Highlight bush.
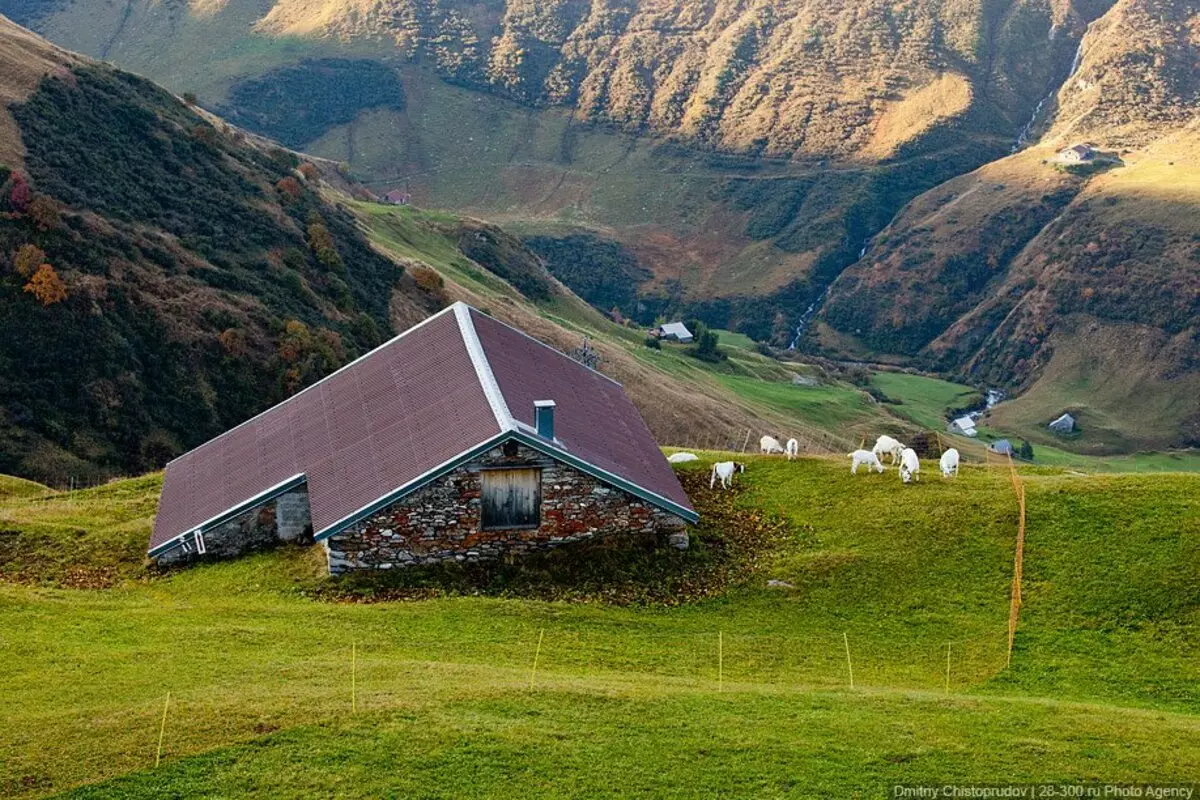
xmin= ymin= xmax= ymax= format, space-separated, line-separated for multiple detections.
xmin=643 ymin=336 xmax=661 ymax=350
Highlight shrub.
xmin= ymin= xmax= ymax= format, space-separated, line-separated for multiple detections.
xmin=13 ymin=243 xmax=47 ymax=278
xmin=28 ymin=194 xmax=61 ymax=231
xmin=643 ymin=336 xmax=661 ymax=350
xmin=23 ymin=264 xmax=68 ymax=305
xmin=276 ymin=177 xmax=303 ymax=200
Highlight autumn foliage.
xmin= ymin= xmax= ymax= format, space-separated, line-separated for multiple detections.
xmin=13 ymin=243 xmax=47 ymax=278
xmin=23 ymin=264 xmax=67 ymax=306
xmin=276 ymin=176 xmax=303 ymax=199
xmin=27 ymin=194 xmax=62 ymax=231
xmin=8 ymin=173 xmax=30 ymax=212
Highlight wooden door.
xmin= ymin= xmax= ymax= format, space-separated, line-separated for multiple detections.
xmin=481 ymin=468 xmax=541 ymax=530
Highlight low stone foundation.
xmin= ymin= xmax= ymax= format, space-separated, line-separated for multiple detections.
xmin=155 ymin=485 xmax=313 ymax=566
xmin=325 ymin=443 xmax=687 ymax=573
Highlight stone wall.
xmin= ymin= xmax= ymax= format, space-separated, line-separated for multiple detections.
xmin=325 ymin=443 xmax=687 ymax=573
xmin=154 ymin=485 xmax=312 ymax=566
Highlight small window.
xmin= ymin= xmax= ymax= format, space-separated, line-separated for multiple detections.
xmin=481 ymin=468 xmax=541 ymax=530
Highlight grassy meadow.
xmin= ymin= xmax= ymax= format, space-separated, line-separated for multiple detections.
xmin=1 ymin=455 xmax=1197 ymax=797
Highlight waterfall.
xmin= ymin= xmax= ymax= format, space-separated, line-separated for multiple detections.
xmin=1012 ymin=34 xmax=1087 ymax=152
xmin=788 ymin=286 xmax=830 ymax=350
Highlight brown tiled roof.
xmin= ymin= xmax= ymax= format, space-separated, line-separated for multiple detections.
xmin=471 ymin=310 xmax=695 ymax=514
xmin=150 ymin=303 xmax=694 ymax=555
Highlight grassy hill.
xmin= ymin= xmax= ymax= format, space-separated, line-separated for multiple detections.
xmin=0 ymin=456 xmax=1196 ymax=796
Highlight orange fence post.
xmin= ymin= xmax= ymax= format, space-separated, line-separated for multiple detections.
xmin=1005 ymin=455 xmax=1027 ymax=667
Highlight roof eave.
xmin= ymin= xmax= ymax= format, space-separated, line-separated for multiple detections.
xmin=312 ymin=429 xmax=698 ymax=542
xmin=148 ymin=472 xmax=308 ymax=557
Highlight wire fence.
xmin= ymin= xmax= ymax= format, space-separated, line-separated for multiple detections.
xmin=121 ymin=626 xmax=1011 ymax=772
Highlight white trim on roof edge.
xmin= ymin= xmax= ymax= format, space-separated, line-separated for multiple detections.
xmin=312 ymin=429 xmax=698 ymax=542
xmin=148 ymin=472 xmax=307 ymax=556
xmin=312 ymin=432 xmax=510 ymax=541
xmin=454 ymin=302 xmax=514 ymax=432
xmin=165 ymin=304 xmax=462 ymax=467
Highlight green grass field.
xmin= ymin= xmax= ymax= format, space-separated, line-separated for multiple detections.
xmin=1 ymin=457 xmax=1196 ymax=797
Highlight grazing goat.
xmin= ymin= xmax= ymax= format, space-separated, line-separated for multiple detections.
xmin=710 ymin=461 xmax=744 ymax=489
xmin=667 ymin=452 xmax=699 ymax=463
xmin=785 ymin=438 xmax=799 ymax=460
xmin=940 ymin=448 xmax=960 ymax=478
xmin=848 ymin=449 xmax=885 ymax=475
xmin=899 ymin=448 xmax=920 ymax=483
xmin=760 ymin=435 xmax=785 ymax=455
xmin=873 ymin=435 xmax=906 ymax=465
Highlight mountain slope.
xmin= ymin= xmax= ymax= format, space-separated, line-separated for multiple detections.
xmin=0 ymin=16 xmax=912 ymax=486
xmin=3 ymin=0 xmax=1114 ymax=336
xmin=817 ymin=0 xmax=1200 ymax=451
xmin=0 ymin=17 xmax=409 ymax=481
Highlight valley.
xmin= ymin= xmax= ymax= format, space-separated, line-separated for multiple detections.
xmin=6 ymin=0 xmax=1195 ymax=456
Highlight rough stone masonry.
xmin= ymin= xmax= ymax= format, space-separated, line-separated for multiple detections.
xmin=324 ymin=442 xmax=688 ymax=573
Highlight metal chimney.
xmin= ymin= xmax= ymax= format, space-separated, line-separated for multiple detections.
xmin=534 ymin=400 xmax=556 ymax=440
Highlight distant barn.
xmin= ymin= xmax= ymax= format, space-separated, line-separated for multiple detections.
xmin=383 ymin=189 xmax=411 ymax=206
xmin=656 ymin=322 xmax=694 ymax=343
xmin=1059 ymin=144 xmax=1095 ymax=163
xmin=951 ymin=416 xmax=978 ymax=437
xmin=1048 ymin=412 xmax=1076 ymax=434
xmin=988 ymin=439 xmax=1014 ymax=456
xmin=150 ymin=303 xmax=697 ymax=572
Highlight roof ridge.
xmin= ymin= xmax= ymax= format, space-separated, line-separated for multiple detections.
xmin=165 ymin=304 xmax=461 ymax=467
xmin=454 ymin=303 xmax=514 ymax=431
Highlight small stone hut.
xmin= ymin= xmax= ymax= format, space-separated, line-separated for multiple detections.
xmin=150 ymin=303 xmax=697 ymax=572
xmin=1048 ymin=412 xmax=1076 ymax=434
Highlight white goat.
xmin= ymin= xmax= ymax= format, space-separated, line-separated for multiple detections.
xmin=899 ymin=448 xmax=921 ymax=483
xmin=873 ymin=435 xmax=906 ymax=465
xmin=940 ymin=448 xmax=960 ymax=478
xmin=785 ymin=438 xmax=799 ymax=460
xmin=760 ymin=435 xmax=785 ymax=455
xmin=848 ymin=449 xmax=884 ymax=475
xmin=667 ymin=452 xmax=699 ymax=463
xmin=710 ymin=461 xmax=744 ymax=489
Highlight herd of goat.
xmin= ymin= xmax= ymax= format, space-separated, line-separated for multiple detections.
xmin=668 ymin=435 xmax=961 ymax=490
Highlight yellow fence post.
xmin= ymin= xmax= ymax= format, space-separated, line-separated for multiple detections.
xmin=843 ymin=632 xmax=854 ymax=689
xmin=529 ymin=628 xmax=545 ymax=690
xmin=155 ymin=692 xmax=170 ymax=768
xmin=718 ymin=631 xmax=724 ymax=692
xmin=945 ymin=642 xmax=952 ymax=693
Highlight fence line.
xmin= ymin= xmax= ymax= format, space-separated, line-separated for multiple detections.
xmin=1004 ymin=454 xmax=1027 ymax=667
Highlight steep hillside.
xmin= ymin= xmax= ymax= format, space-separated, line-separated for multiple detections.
xmin=4 ymin=0 xmax=1114 ymax=336
xmin=817 ymin=0 xmax=1200 ymax=452
xmin=0 ymin=19 xmax=410 ymax=482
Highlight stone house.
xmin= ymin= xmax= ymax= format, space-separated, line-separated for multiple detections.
xmin=1048 ymin=412 xmax=1076 ymax=434
xmin=149 ymin=303 xmax=697 ymax=572
xmin=1059 ymin=144 xmax=1095 ymax=163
